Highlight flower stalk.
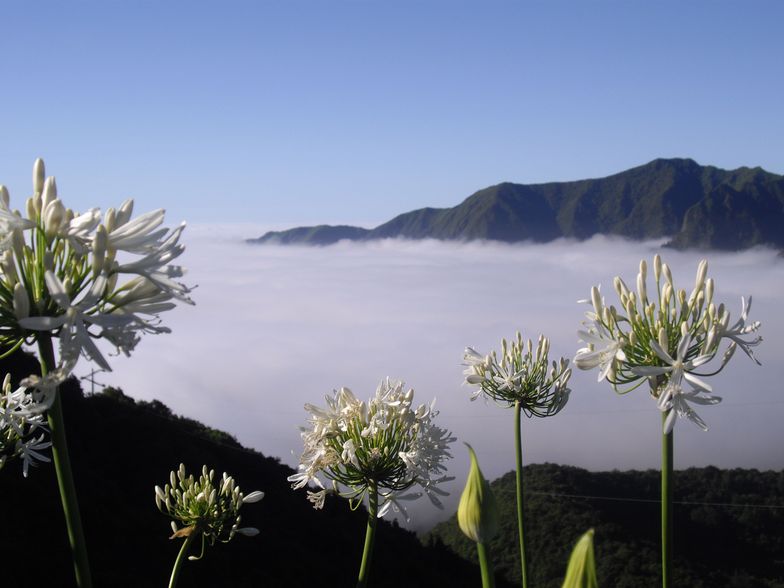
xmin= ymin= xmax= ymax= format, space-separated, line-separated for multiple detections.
xmin=477 ymin=542 xmax=496 ymax=588
xmin=356 ymin=481 xmax=378 ymax=588
xmin=514 ymin=401 xmax=528 ymax=588
xmin=39 ymin=334 xmax=92 ymax=588
xmin=168 ymin=530 xmax=198 ymax=588
xmin=662 ymin=415 xmax=673 ymax=588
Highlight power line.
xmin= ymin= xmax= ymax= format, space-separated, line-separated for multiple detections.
xmin=528 ymin=490 xmax=784 ymax=510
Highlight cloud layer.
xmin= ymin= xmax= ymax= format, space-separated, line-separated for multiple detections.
xmin=102 ymin=225 xmax=784 ymax=529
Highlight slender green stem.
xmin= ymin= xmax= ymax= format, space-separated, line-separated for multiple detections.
xmin=514 ymin=401 xmax=528 ymax=588
xmin=477 ymin=541 xmax=496 ymax=588
xmin=168 ymin=532 xmax=198 ymax=588
xmin=356 ymin=482 xmax=379 ymax=588
xmin=661 ymin=412 xmax=674 ymax=588
xmin=39 ymin=335 xmax=93 ymax=588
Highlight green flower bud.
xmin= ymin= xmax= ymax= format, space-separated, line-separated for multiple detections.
xmin=457 ymin=444 xmax=498 ymax=543
xmin=562 ymin=529 xmax=598 ymax=588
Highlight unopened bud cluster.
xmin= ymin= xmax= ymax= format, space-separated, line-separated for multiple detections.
xmin=463 ymin=332 xmax=572 ymax=417
xmin=155 ymin=464 xmax=263 ymax=547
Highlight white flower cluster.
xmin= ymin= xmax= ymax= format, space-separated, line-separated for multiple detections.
xmin=288 ymin=378 xmax=455 ymax=520
xmin=463 ymin=332 xmax=572 ymax=417
xmin=0 ymin=158 xmax=193 ymax=376
xmin=0 ymin=373 xmax=51 ymax=476
xmin=575 ymin=255 xmax=762 ymax=433
xmin=155 ymin=464 xmax=263 ymax=551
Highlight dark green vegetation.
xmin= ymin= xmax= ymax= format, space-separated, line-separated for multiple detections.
xmin=427 ymin=464 xmax=784 ymax=588
xmin=249 ymin=158 xmax=784 ymax=250
xmin=0 ymin=352 xmax=509 ymax=588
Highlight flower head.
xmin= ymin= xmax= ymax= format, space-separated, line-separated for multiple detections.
xmin=575 ymin=256 xmax=762 ymax=432
xmin=464 ymin=332 xmax=571 ymax=417
xmin=0 ymin=159 xmax=194 ymax=376
xmin=155 ymin=464 xmax=262 ymax=556
xmin=288 ymin=378 xmax=455 ymax=520
xmin=0 ymin=373 xmax=51 ymax=476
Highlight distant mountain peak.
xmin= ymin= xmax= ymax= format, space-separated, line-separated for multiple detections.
xmin=248 ymin=158 xmax=784 ymax=251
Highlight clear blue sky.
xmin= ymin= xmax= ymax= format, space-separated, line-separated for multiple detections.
xmin=0 ymin=0 xmax=781 ymax=228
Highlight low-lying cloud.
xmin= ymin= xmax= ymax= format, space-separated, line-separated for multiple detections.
xmin=101 ymin=225 xmax=784 ymax=529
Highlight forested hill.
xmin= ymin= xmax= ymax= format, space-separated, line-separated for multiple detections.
xmin=426 ymin=463 xmax=784 ymax=587
xmin=0 ymin=351 xmax=504 ymax=588
xmin=249 ymin=158 xmax=784 ymax=251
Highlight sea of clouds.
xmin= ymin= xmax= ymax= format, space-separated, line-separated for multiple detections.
xmin=101 ymin=224 xmax=784 ymax=530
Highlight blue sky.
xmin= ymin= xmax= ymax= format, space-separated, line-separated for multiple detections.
xmin=0 ymin=0 xmax=782 ymax=228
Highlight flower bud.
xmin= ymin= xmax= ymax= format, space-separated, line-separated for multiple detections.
xmin=663 ymin=263 xmax=673 ymax=286
xmin=614 ymin=276 xmax=630 ymax=299
xmin=653 ymin=254 xmax=662 ymax=283
xmin=2 ymin=250 xmax=18 ymax=286
xmin=695 ymin=259 xmax=708 ymax=292
xmin=92 ymin=225 xmax=107 ymax=278
xmin=117 ymin=198 xmax=134 ymax=227
xmin=43 ymin=199 xmax=66 ymax=241
xmin=33 ymin=159 xmax=45 ymax=194
xmin=26 ymin=196 xmax=38 ymax=221
xmin=661 ymin=282 xmax=672 ymax=306
xmin=637 ymin=270 xmax=647 ymax=304
xmin=11 ymin=229 xmax=25 ymax=261
xmin=591 ymin=286 xmax=603 ymax=316
xmin=242 ymin=490 xmax=264 ymax=504
xmin=658 ymin=327 xmax=668 ymax=351
xmin=104 ymin=208 xmax=117 ymax=233
xmin=458 ymin=444 xmax=498 ymax=543
xmin=13 ymin=283 xmax=29 ymax=319
xmin=41 ymin=177 xmax=58 ymax=211
xmin=0 ymin=185 xmax=9 ymax=209
xmin=562 ymin=529 xmax=599 ymax=588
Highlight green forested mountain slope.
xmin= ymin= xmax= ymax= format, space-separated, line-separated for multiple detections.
xmin=426 ymin=463 xmax=784 ymax=588
xmin=250 ymin=158 xmax=784 ymax=250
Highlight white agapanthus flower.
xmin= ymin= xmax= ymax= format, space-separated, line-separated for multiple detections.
xmin=463 ymin=332 xmax=572 ymax=417
xmin=0 ymin=158 xmax=194 ymax=378
xmin=0 ymin=373 xmax=51 ymax=476
xmin=288 ymin=378 xmax=455 ymax=521
xmin=575 ymin=255 xmax=762 ymax=433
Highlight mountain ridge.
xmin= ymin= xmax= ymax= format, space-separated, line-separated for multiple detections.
xmin=248 ymin=158 xmax=784 ymax=250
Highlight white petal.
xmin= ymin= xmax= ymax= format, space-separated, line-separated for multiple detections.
xmin=683 ymin=372 xmax=712 ymax=392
